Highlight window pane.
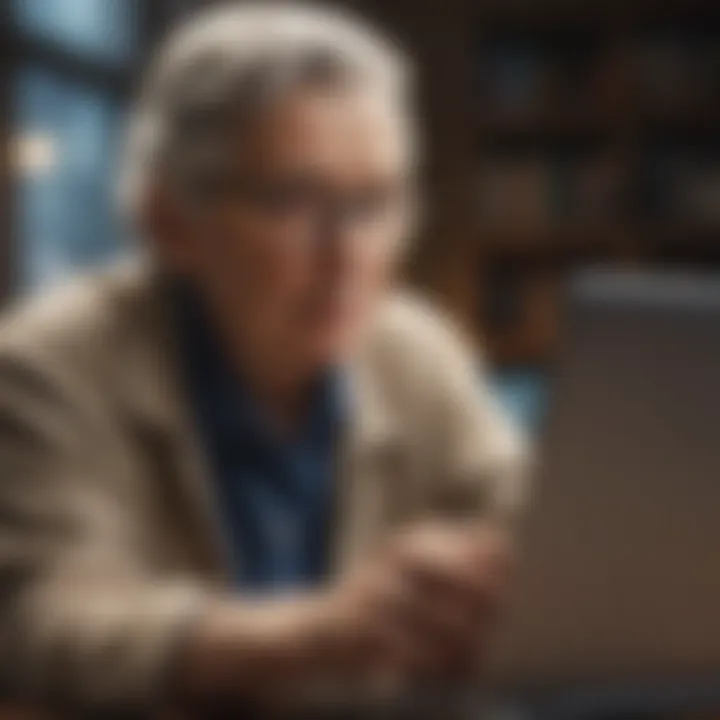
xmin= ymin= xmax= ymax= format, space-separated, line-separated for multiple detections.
xmin=14 ymin=66 xmax=125 ymax=292
xmin=12 ymin=0 xmax=140 ymax=65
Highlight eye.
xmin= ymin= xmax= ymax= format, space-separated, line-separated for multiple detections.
xmin=205 ymin=173 xmax=319 ymax=214
xmin=249 ymin=180 xmax=321 ymax=215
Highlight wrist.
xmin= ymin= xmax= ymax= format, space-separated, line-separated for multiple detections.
xmin=176 ymin=590 xmax=349 ymax=708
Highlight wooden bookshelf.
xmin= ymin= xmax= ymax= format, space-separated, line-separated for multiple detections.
xmin=324 ymin=0 xmax=720 ymax=366
xmin=468 ymin=0 xmax=720 ymax=364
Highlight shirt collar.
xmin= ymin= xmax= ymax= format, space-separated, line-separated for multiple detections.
xmin=172 ymin=282 xmax=346 ymax=451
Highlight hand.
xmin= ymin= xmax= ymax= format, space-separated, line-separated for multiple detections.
xmin=179 ymin=522 xmax=512 ymax=709
xmin=321 ymin=521 xmax=512 ymax=689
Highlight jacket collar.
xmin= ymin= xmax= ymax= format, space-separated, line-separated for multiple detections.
xmin=109 ymin=259 xmax=403 ymax=578
xmin=115 ymin=260 xmax=403 ymax=452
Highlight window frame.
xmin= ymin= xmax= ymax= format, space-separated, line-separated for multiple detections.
xmin=1 ymin=1 xmax=158 ymax=300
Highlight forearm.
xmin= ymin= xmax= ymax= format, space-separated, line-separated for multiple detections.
xmin=7 ymin=583 xmax=345 ymax=715
xmin=175 ymin=594 xmax=343 ymax=709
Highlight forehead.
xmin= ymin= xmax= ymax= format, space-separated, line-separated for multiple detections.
xmin=233 ymin=85 xmax=412 ymax=179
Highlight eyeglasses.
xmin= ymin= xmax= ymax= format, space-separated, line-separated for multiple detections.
xmin=194 ymin=172 xmax=413 ymax=241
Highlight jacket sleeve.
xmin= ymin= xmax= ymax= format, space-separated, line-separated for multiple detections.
xmin=430 ymin=321 xmax=533 ymax=524
xmin=0 ymin=349 xmax=213 ymax=715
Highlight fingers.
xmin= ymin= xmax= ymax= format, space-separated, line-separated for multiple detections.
xmin=394 ymin=522 xmax=512 ymax=612
xmin=369 ymin=571 xmax=475 ymax=679
xmin=361 ymin=522 xmax=514 ymax=684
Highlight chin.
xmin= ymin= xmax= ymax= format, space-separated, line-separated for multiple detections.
xmin=305 ymin=330 xmax=358 ymax=369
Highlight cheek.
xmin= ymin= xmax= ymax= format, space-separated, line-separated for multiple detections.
xmin=316 ymin=244 xmax=401 ymax=354
xmin=352 ymin=243 xmax=400 ymax=313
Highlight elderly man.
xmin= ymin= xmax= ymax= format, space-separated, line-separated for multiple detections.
xmin=0 ymin=4 xmax=528 ymax=716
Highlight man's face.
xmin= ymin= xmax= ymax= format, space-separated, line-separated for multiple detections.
xmin=167 ymin=84 xmax=412 ymax=371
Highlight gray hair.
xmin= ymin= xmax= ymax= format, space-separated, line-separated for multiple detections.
xmin=118 ymin=2 xmax=413 ymax=222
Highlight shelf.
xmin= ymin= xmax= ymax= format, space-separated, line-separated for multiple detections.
xmin=476 ymin=224 xmax=720 ymax=258
xmin=477 ymin=108 xmax=619 ymax=145
xmin=635 ymin=108 xmax=720 ymax=139
xmin=477 ymin=107 xmax=720 ymax=144
xmin=476 ymin=225 xmax=630 ymax=257
xmin=476 ymin=0 xmax=720 ymax=30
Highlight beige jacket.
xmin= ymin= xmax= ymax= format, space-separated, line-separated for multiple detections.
xmin=0 ymin=261 xmax=528 ymax=714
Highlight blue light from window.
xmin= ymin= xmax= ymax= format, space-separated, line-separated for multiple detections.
xmin=12 ymin=0 xmax=140 ymax=65
xmin=15 ymin=66 xmax=125 ymax=291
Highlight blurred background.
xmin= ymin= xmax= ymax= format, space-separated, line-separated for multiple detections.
xmin=2 ymin=0 xmax=720 ymax=429
xmin=1 ymin=2 xmax=719 ymax=718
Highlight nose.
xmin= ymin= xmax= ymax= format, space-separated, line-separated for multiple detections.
xmin=315 ymin=204 xmax=369 ymax=267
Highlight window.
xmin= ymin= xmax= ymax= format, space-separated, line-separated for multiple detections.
xmin=13 ymin=0 xmax=139 ymax=65
xmin=9 ymin=0 xmax=142 ymax=293
xmin=15 ymin=67 xmax=124 ymax=289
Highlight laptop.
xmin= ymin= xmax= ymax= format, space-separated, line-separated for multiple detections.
xmin=487 ymin=269 xmax=720 ymax=714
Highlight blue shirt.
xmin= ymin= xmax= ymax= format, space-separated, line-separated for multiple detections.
xmin=174 ymin=288 xmax=341 ymax=591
